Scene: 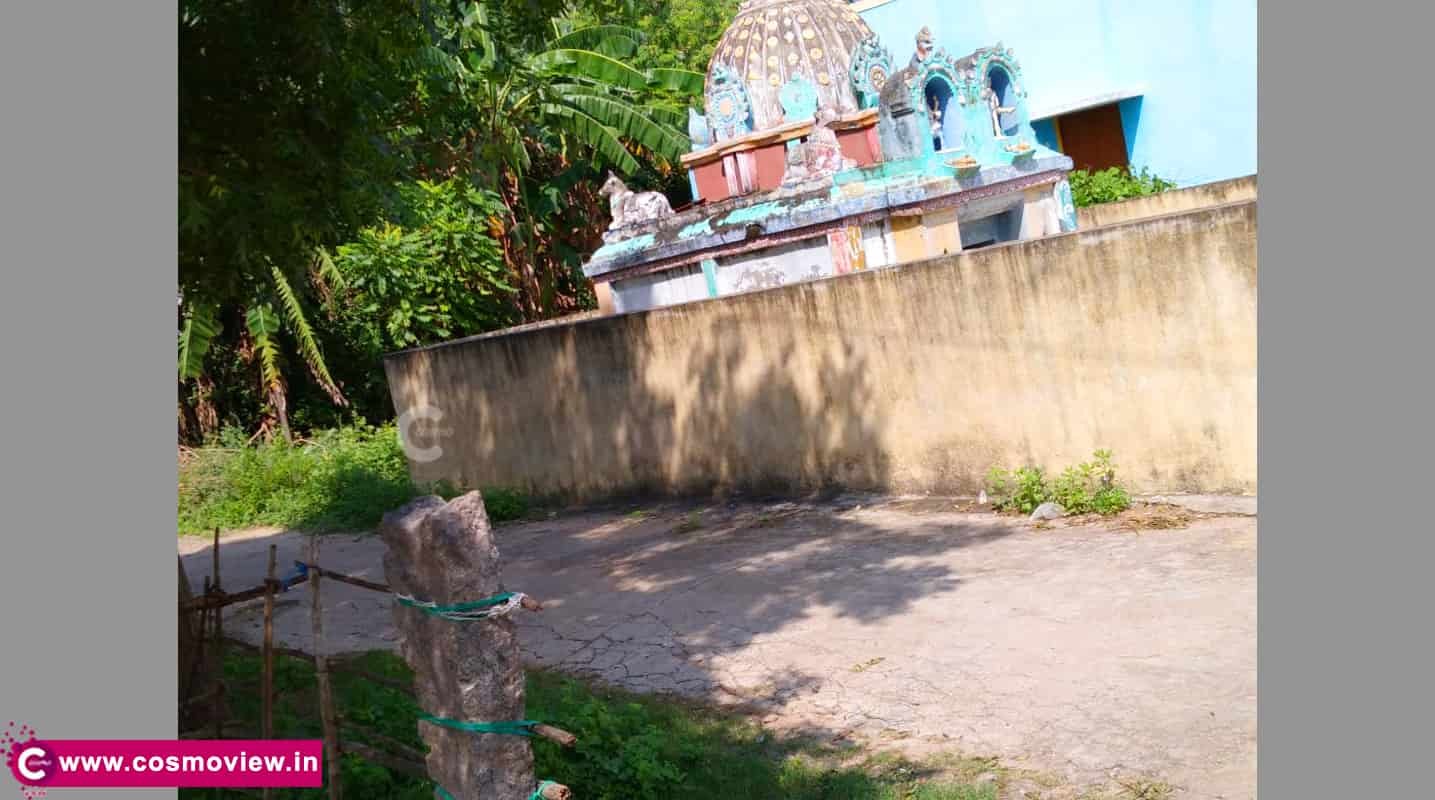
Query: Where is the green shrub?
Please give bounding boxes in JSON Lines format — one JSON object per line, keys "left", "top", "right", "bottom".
{"left": 535, "top": 679, "right": 692, "bottom": 799}
{"left": 330, "top": 179, "right": 520, "bottom": 351}
{"left": 984, "top": 450, "right": 1131, "bottom": 516}
{"left": 1068, "top": 167, "right": 1176, "bottom": 208}
{"left": 984, "top": 466, "right": 1049, "bottom": 516}
{"left": 180, "top": 424, "right": 536, "bottom": 534}
{"left": 481, "top": 487, "right": 531, "bottom": 523}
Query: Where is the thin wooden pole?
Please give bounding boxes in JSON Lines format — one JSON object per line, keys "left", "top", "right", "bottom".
{"left": 261, "top": 544, "right": 277, "bottom": 800}
{"left": 198, "top": 576, "right": 211, "bottom": 678}
{"left": 310, "top": 537, "right": 343, "bottom": 800}
{"left": 299, "top": 563, "right": 388, "bottom": 594}
{"left": 212, "top": 528, "right": 225, "bottom": 740}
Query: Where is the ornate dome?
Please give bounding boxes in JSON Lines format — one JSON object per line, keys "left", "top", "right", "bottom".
{"left": 705, "top": 0, "right": 875, "bottom": 134}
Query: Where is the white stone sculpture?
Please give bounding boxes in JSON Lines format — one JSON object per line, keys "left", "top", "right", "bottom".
{"left": 599, "top": 173, "right": 674, "bottom": 234}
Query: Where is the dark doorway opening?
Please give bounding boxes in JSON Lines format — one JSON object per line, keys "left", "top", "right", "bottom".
{"left": 1054, "top": 102, "right": 1129, "bottom": 172}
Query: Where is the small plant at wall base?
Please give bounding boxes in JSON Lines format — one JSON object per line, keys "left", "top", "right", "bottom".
{"left": 1068, "top": 167, "right": 1176, "bottom": 207}
{"left": 985, "top": 450, "right": 1131, "bottom": 516}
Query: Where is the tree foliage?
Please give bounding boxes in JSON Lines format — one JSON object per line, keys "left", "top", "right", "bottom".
{"left": 178, "top": 0, "right": 705, "bottom": 441}
{"left": 328, "top": 180, "right": 518, "bottom": 352}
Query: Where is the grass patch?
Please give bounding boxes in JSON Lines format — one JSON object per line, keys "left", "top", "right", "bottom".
{"left": 179, "top": 423, "right": 530, "bottom": 534}
{"left": 184, "top": 648, "right": 1000, "bottom": 800}
{"left": 673, "top": 511, "right": 704, "bottom": 533}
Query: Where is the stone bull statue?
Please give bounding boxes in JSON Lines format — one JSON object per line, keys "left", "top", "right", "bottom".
{"left": 599, "top": 172, "right": 674, "bottom": 235}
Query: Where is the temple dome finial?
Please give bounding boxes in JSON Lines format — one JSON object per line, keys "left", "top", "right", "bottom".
{"left": 705, "top": 0, "right": 877, "bottom": 133}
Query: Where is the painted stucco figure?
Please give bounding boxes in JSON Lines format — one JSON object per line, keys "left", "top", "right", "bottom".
{"left": 783, "top": 106, "right": 857, "bottom": 187}
{"left": 598, "top": 174, "right": 674, "bottom": 237}
{"left": 911, "top": 26, "right": 935, "bottom": 70}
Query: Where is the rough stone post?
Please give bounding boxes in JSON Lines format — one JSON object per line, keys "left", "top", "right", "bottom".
{"left": 379, "top": 492, "right": 534, "bottom": 800}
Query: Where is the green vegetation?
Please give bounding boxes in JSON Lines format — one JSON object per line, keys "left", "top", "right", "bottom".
{"left": 179, "top": 1, "right": 703, "bottom": 442}
{"left": 674, "top": 511, "right": 704, "bottom": 533}
{"left": 1068, "top": 167, "right": 1176, "bottom": 208}
{"left": 183, "top": 648, "right": 1002, "bottom": 800}
{"left": 178, "top": 424, "right": 528, "bottom": 534}
{"left": 985, "top": 450, "right": 1132, "bottom": 516}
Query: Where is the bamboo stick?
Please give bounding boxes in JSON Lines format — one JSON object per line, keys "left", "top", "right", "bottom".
{"left": 180, "top": 576, "right": 309, "bottom": 612}
{"left": 222, "top": 639, "right": 413, "bottom": 693}
{"left": 212, "top": 528, "right": 225, "bottom": 740}
{"left": 336, "top": 718, "right": 427, "bottom": 765}
{"left": 311, "top": 538, "right": 344, "bottom": 800}
{"left": 336, "top": 741, "right": 426, "bottom": 780}
{"left": 261, "top": 545, "right": 277, "bottom": 800}
{"left": 299, "top": 563, "right": 389, "bottom": 594}
{"left": 531, "top": 724, "right": 577, "bottom": 748}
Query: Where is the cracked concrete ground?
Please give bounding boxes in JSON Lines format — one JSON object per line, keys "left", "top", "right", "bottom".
{"left": 180, "top": 497, "right": 1255, "bottom": 799}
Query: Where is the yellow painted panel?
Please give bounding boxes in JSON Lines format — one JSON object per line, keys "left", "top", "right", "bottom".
{"left": 890, "top": 215, "right": 926, "bottom": 263}
{"left": 924, "top": 207, "right": 962, "bottom": 257}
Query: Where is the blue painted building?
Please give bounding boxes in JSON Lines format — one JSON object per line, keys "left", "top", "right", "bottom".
{"left": 852, "top": 0, "right": 1256, "bottom": 187}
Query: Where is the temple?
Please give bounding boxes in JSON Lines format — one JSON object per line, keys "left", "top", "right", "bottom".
{"left": 584, "top": 0, "right": 1076, "bottom": 315}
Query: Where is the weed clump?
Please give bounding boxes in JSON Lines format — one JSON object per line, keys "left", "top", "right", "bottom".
{"left": 984, "top": 450, "right": 1131, "bottom": 516}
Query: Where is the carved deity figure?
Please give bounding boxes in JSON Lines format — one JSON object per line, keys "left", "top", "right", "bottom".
{"left": 910, "top": 26, "right": 935, "bottom": 69}
{"left": 599, "top": 173, "right": 674, "bottom": 233}
{"left": 988, "top": 88, "right": 1016, "bottom": 137}
{"left": 929, "top": 97, "right": 943, "bottom": 149}
{"left": 782, "top": 107, "right": 856, "bottom": 187}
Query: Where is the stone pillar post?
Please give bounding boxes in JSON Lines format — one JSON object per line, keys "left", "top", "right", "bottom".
{"left": 380, "top": 493, "right": 533, "bottom": 800}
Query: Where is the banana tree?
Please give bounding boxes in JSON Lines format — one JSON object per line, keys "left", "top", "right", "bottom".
{"left": 179, "top": 263, "right": 345, "bottom": 442}
{"left": 437, "top": 5, "right": 704, "bottom": 315}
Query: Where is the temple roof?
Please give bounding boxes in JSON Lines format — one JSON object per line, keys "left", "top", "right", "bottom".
{"left": 706, "top": 0, "right": 875, "bottom": 133}
{"left": 584, "top": 152, "right": 1074, "bottom": 281}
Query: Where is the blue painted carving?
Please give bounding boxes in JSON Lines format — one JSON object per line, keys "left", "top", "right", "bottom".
{"left": 849, "top": 35, "right": 894, "bottom": 110}
{"left": 688, "top": 108, "right": 712, "bottom": 151}
{"left": 779, "top": 76, "right": 819, "bottom": 124}
{"left": 1055, "top": 178, "right": 1078, "bottom": 232}
{"left": 896, "top": 32, "right": 1044, "bottom": 166}
{"left": 704, "top": 64, "right": 752, "bottom": 142}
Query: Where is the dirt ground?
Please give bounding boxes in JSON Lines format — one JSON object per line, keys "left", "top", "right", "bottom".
{"left": 180, "top": 495, "right": 1256, "bottom": 799}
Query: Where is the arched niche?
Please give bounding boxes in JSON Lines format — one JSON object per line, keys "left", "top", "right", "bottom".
{"left": 909, "top": 59, "right": 967, "bottom": 153}
{"left": 985, "top": 64, "right": 1021, "bottom": 138}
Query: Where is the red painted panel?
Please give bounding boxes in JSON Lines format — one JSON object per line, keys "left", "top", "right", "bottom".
{"left": 692, "top": 163, "right": 729, "bottom": 203}
{"left": 753, "top": 143, "right": 787, "bottom": 191}
{"left": 837, "top": 127, "right": 878, "bottom": 166}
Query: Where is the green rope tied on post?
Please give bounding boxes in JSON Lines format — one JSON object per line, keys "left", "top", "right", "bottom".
{"left": 434, "top": 779, "right": 558, "bottom": 800}
{"left": 420, "top": 713, "right": 540, "bottom": 737}
{"left": 395, "top": 590, "right": 527, "bottom": 621}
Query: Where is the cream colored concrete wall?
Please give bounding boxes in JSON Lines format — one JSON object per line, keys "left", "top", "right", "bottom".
{"left": 386, "top": 200, "right": 1257, "bottom": 501}
{"left": 1077, "top": 175, "right": 1256, "bottom": 229}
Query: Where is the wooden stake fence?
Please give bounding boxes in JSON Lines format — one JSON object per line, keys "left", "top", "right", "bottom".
{"left": 179, "top": 535, "right": 576, "bottom": 799}
{"left": 310, "top": 538, "right": 343, "bottom": 800}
